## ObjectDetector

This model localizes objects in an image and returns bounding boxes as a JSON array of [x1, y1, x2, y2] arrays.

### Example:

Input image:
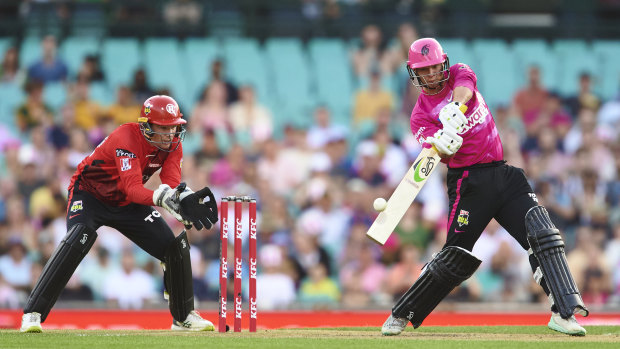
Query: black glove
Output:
[[179, 186, 218, 230]]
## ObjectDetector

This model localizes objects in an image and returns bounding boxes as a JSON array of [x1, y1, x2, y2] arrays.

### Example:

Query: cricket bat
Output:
[[366, 146, 441, 245]]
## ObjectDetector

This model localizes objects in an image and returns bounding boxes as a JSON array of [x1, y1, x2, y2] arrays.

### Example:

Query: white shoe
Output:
[[171, 310, 214, 331], [20, 312, 42, 333], [548, 312, 586, 336], [381, 314, 409, 336]]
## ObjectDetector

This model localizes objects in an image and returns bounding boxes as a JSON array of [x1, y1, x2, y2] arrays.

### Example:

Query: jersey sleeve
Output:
[[452, 63, 477, 91], [410, 107, 441, 148], [110, 133, 154, 206], [159, 143, 183, 188]]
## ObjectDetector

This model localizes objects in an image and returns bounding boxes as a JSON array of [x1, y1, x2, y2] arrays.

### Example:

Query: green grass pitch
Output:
[[2, 326, 619, 348]]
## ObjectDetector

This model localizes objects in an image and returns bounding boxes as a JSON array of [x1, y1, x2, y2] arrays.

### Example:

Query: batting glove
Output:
[[428, 128, 463, 156], [438, 101, 468, 133]]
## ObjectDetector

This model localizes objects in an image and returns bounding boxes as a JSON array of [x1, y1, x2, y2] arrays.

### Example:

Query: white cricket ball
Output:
[[373, 197, 387, 212]]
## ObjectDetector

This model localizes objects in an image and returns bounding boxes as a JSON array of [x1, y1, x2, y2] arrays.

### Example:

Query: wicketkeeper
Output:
[[20, 95, 219, 332], [381, 38, 589, 336]]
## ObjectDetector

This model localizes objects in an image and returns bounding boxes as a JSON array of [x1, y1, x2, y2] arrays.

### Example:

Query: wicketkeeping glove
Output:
[[153, 183, 192, 228], [438, 101, 468, 133], [428, 128, 463, 156], [178, 186, 218, 230]]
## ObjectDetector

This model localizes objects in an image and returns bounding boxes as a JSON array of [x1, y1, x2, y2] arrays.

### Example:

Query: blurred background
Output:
[[0, 0, 620, 318]]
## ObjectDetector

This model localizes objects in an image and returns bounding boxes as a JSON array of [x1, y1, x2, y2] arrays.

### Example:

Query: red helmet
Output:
[[406, 38, 450, 92], [138, 95, 186, 152], [139, 95, 186, 126]]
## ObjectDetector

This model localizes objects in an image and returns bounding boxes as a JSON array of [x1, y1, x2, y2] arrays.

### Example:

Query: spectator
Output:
[[163, 0, 202, 26], [339, 241, 387, 308], [522, 92, 572, 150], [306, 106, 346, 150], [381, 22, 419, 75], [298, 263, 340, 308], [27, 35, 68, 84], [198, 59, 238, 105], [15, 80, 53, 133], [0, 274, 19, 309], [384, 244, 424, 300], [565, 72, 600, 118], [0, 46, 24, 84], [256, 244, 296, 310], [512, 65, 549, 118], [68, 80, 103, 132], [563, 107, 599, 155], [228, 85, 273, 146], [107, 86, 141, 126], [190, 81, 230, 133], [76, 54, 105, 83], [351, 24, 384, 78], [353, 69, 394, 126], [103, 249, 157, 309], [131, 68, 155, 103], [0, 237, 32, 292]]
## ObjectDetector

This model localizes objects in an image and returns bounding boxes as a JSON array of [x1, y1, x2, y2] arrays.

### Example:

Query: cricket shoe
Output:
[[20, 312, 42, 333], [548, 312, 586, 336], [171, 310, 214, 331], [381, 314, 409, 336]]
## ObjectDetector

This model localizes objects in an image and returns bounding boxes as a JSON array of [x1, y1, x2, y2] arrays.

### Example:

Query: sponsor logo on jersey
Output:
[[529, 193, 539, 203], [115, 148, 136, 158], [458, 209, 470, 227], [460, 91, 489, 134], [70, 200, 83, 212], [121, 158, 132, 171]]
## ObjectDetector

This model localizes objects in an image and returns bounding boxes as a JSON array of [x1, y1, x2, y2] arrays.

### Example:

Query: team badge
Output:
[[121, 158, 132, 171], [421, 44, 430, 56], [166, 104, 176, 115], [144, 103, 152, 115], [457, 209, 469, 227], [70, 200, 83, 213]]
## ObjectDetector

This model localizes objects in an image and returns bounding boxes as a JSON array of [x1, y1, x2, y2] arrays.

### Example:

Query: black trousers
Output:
[[67, 186, 175, 261], [444, 161, 539, 252]]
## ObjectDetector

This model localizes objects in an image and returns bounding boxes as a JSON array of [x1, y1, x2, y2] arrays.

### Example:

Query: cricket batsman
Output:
[[20, 95, 219, 332], [381, 38, 589, 336]]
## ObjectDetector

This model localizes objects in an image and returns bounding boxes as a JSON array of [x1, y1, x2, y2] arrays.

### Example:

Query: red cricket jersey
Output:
[[69, 123, 183, 207]]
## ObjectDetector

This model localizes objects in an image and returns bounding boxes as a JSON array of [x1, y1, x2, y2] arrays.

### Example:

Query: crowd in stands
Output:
[[1, 24, 620, 313]]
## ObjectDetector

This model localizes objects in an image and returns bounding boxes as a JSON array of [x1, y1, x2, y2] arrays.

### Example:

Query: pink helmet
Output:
[[406, 38, 450, 91]]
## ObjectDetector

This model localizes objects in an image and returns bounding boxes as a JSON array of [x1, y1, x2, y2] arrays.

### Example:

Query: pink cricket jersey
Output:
[[410, 63, 503, 168]]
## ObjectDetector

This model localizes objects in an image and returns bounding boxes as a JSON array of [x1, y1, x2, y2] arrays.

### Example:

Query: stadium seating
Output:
[[308, 38, 354, 126], [143, 38, 191, 110], [182, 37, 222, 102], [101, 38, 142, 88], [511, 39, 557, 92], [19, 36, 42, 68], [472, 39, 519, 109], [264, 38, 315, 130], [43, 81, 67, 112], [60, 37, 101, 78], [553, 40, 597, 97], [222, 38, 270, 103], [592, 40, 620, 101]]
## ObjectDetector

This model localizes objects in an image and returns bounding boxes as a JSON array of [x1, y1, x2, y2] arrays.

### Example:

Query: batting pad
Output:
[[164, 230, 195, 322], [392, 246, 481, 328], [526, 206, 589, 319], [24, 223, 98, 322]]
